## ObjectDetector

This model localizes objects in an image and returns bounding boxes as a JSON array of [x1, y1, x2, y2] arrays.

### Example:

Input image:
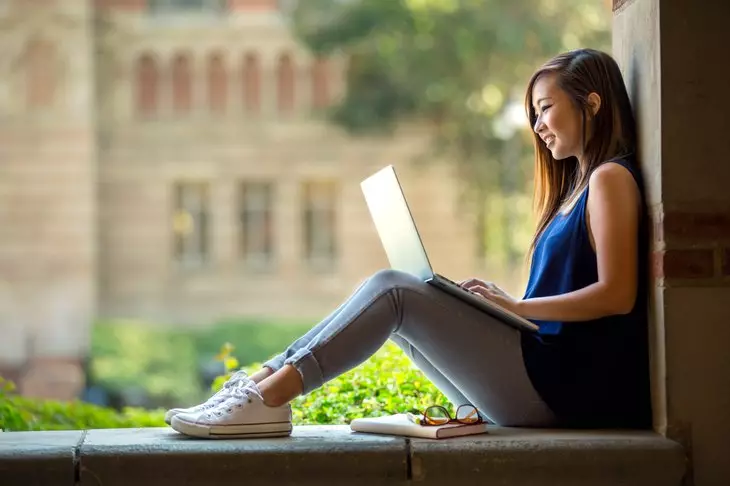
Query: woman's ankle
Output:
[[250, 366, 275, 384], [258, 365, 303, 407]]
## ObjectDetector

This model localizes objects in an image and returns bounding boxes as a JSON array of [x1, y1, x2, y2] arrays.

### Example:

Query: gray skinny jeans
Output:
[[263, 269, 556, 427]]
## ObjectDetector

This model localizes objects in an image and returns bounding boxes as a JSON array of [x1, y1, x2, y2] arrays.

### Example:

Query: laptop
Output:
[[360, 165, 539, 334]]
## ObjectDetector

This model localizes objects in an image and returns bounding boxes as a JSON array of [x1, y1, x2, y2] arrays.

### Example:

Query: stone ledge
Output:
[[0, 430, 83, 486], [0, 425, 686, 486]]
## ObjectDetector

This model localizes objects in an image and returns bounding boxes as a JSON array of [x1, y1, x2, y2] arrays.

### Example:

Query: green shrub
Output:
[[214, 341, 451, 425], [2, 337, 451, 431], [0, 378, 165, 432], [90, 318, 313, 408], [191, 318, 315, 365], [91, 319, 200, 407]]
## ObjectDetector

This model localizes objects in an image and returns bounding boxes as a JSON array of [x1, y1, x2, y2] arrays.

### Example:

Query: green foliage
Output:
[[292, 0, 611, 262], [214, 341, 451, 425], [90, 320, 200, 407], [1, 339, 453, 431], [293, 0, 611, 182], [191, 318, 317, 365], [90, 318, 314, 408], [0, 378, 165, 432]]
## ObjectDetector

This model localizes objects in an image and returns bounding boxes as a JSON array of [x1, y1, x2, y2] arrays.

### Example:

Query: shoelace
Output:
[[209, 382, 263, 418], [223, 370, 251, 389], [200, 370, 251, 410], [229, 381, 263, 402]]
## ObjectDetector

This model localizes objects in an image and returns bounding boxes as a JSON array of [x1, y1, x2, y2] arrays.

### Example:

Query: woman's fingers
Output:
[[459, 278, 496, 291], [469, 285, 492, 299], [459, 278, 492, 290]]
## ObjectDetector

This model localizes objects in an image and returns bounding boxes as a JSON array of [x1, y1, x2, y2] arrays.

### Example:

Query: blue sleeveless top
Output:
[[520, 158, 652, 428], [523, 183, 596, 336]]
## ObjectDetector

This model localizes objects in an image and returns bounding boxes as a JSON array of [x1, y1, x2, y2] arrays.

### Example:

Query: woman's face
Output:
[[531, 73, 584, 161]]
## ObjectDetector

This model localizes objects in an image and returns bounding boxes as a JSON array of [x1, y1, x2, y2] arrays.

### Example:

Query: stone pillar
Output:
[[0, 1, 97, 400], [614, 0, 730, 485]]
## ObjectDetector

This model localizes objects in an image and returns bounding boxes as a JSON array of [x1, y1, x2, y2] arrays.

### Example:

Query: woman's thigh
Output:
[[389, 334, 470, 409], [376, 269, 555, 427]]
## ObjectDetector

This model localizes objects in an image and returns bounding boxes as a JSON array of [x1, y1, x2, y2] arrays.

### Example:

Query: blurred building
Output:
[[0, 0, 479, 399]]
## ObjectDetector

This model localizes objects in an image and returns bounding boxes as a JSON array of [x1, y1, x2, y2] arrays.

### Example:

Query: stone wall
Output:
[[0, 0, 97, 400], [614, 0, 730, 484]]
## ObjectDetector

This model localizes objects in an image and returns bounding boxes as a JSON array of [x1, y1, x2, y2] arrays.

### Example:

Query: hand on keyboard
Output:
[[457, 278, 522, 316]]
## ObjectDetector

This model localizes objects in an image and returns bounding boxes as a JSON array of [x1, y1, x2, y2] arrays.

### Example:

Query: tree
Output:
[[291, 0, 610, 263]]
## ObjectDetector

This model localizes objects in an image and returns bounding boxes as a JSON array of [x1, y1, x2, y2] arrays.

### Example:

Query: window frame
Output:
[[172, 181, 211, 269], [301, 180, 339, 272], [239, 181, 276, 272]]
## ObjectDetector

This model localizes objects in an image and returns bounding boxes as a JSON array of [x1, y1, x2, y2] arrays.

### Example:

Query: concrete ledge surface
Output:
[[0, 430, 83, 486], [0, 425, 686, 486]]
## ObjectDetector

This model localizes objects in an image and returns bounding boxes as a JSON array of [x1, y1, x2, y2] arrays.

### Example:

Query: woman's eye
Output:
[[541, 105, 552, 113]]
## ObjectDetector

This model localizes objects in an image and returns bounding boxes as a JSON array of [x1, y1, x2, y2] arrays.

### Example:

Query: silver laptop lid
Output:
[[360, 165, 435, 281]]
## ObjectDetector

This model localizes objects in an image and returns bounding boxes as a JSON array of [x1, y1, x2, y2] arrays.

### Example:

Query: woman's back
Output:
[[521, 157, 652, 428]]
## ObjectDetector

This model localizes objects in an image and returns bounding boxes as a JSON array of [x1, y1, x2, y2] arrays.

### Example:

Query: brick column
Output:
[[614, 0, 730, 485], [655, 211, 730, 281]]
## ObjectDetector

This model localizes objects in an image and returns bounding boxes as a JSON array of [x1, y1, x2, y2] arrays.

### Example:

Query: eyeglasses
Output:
[[407, 404, 483, 426]]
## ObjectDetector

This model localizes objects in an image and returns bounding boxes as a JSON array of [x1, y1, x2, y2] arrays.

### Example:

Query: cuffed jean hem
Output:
[[284, 348, 325, 395], [262, 354, 287, 373]]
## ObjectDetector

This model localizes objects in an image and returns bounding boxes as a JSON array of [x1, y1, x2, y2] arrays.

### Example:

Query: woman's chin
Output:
[[550, 148, 570, 161]]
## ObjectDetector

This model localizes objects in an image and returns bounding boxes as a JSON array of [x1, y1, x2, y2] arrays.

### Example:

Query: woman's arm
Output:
[[517, 163, 642, 321]]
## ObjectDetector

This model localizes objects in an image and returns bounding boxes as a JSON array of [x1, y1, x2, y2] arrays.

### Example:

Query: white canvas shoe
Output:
[[170, 382, 292, 439], [164, 370, 251, 425]]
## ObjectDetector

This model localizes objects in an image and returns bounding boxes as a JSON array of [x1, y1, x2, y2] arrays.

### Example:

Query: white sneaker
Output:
[[170, 382, 292, 439], [164, 370, 251, 425]]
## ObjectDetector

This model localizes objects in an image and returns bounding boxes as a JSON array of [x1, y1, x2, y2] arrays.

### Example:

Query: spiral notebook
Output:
[[350, 414, 488, 440]]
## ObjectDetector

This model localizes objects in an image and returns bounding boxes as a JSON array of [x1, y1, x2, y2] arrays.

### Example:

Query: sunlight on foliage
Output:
[[405, 0, 459, 13], [3, 340, 453, 431], [213, 341, 451, 425], [0, 377, 166, 432]]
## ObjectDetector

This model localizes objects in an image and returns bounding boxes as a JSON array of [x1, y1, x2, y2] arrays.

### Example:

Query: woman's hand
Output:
[[458, 278, 523, 315]]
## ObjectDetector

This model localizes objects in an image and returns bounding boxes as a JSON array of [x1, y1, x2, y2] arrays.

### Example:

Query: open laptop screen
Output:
[[360, 165, 435, 281]]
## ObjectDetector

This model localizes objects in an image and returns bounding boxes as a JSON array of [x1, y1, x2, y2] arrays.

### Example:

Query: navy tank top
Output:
[[520, 158, 652, 428]]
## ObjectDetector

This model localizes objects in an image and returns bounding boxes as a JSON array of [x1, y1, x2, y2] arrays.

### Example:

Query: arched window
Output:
[[25, 38, 57, 109], [311, 58, 329, 109], [242, 52, 260, 115], [136, 53, 159, 116], [171, 52, 193, 114], [276, 53, 295, 114], [207, 52, 227, 113]]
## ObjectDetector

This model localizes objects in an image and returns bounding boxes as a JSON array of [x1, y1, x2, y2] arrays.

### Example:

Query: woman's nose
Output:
[[533, 117, 543, 133]]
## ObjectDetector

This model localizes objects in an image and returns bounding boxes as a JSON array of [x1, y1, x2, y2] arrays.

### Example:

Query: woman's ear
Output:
[[587, 92, 602, 116]]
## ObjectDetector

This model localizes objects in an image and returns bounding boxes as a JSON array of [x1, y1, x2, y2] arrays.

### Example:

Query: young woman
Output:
[[166, 48, 652, 438]]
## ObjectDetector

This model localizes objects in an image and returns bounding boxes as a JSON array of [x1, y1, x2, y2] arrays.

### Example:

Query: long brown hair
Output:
[[525, 49, 638, 256]]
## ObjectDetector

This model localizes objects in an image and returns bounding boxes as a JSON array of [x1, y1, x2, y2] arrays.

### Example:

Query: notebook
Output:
[[350, 413, 488, 440]]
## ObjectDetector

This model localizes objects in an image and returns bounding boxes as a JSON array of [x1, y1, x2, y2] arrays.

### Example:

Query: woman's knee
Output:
[[368, 269, 415, 290]]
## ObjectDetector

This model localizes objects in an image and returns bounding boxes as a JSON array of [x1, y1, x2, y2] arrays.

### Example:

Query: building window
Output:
[[277, 53, 295, 114], [172, 182, 210, 267], [302, 181, 338, 270], [24, 38, 57, 110], [149, 0, 227, 14], [239, 182, 274, 269], [207, 52, 227, 113], [242, 52, 260, 115], [136, 54, 159, 116], [311, 58, 329, 109], [172, 52, 193, 113]]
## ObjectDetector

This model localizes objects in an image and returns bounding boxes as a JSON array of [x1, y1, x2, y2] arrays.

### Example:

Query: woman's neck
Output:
[[577, 154, 589, 178]]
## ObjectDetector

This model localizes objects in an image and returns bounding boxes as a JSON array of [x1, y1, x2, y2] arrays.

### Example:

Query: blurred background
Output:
[[0, 0, 611, 411]]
